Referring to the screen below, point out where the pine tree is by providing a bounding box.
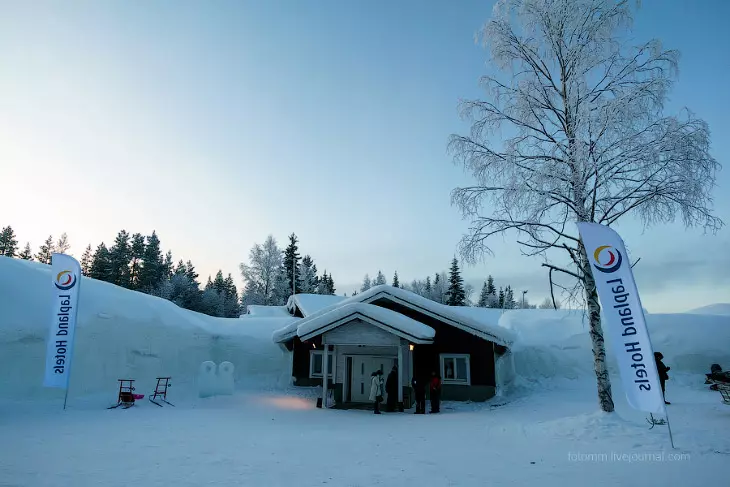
[35,235,54,264]
[478,281,489,307]
[360,274,372,293]
[129,233,145,289]
[486,275,496,295]
[139,232,164,292]
[205,276,214,291]
[223,274,241,317]
[185,260,199,286]
[282,233,302,295]
[162,251,174,281]
[374,271,386,286]
[55,233,70,254]
[108,230,131,287]
[89,243,112,281]
[80,244,93,274]
[446,258,466,306]
[299,255,317,293]
[19,242,33,260]
[326,273,335,295]
[317,271,330,294]
[498,287,505,309]
[0,226,19,257]
[213,270,226,294]
[392,271,400,288]
[504,286,517,309]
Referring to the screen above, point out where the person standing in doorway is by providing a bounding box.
[386,366,398,412]
[369,370,384,414]
[654,352,671,405]
[411,375,426,414]
[429,371,441,413]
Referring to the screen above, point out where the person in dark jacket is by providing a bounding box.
[411,375,426,414]
[429,371,441,413]
[385,366,398,412]
[654,352,671,405]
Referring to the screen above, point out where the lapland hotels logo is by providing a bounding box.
[592,245,623,273]
[55,270,77,290]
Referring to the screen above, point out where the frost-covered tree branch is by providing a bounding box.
[448,0,723,412]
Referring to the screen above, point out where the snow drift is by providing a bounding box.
[0,257,293,402]
[686,303,730,316]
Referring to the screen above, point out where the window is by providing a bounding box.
[309,350,334,378]
[440,354,470,385]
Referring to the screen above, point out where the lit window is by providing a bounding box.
[440,354,470,385]
[309,350,334,378]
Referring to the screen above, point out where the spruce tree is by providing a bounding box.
[0,226,19,257]
[89,243,112,281]
[374,271,386,286]
[498,287,505,309]
[505,286,517,309]
[139,232,164,292]
[162,251,174,281]
[478,281,489,307]
[299,255,317,293]
[223,274,240,317]
[317,271,330,294]
[360,274,372,293]
[326,273,335,295]
[55,233,70,254]
[205,276,214,291]
[282,233,302,295]
[486,275,496,295]
[213,270,226,294]
[392,271,400,288]
[35,235,54,264]
[446,258,466,306]
[80,244,93,274]
[425,276,431,294]
[19,242,33,260]
[129,233,145,289]
[109,230,131,287]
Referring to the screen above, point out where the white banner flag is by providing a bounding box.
[43,253,82,389]
[576,222,666,415]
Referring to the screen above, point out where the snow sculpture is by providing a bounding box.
[198,361,217,398]
[217,361,235,396]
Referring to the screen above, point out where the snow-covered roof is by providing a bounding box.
[286,294,347,317]
[245,305,291,318]
[296,303,435,344]
[272,285,515,346]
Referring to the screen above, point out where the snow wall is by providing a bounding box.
[2,256,728,402]
[0,257,292,402]
[496,308,730,393]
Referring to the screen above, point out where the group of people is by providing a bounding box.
[369,366,442,414]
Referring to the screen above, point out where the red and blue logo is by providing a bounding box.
[592,245,622,274]
[55,270,77,290]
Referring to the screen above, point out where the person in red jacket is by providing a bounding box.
[429,371,441,413]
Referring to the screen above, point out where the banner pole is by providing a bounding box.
[665,409,675,449]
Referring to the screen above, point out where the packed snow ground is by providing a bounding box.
[2,377,729,487]
[2,256,730,485]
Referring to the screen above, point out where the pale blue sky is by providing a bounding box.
[2,1,728,312]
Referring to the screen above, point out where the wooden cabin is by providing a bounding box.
[271,285,514,410]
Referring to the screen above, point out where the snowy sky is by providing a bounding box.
[2,0,728,312]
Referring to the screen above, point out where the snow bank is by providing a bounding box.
[0,257,291,401]
[497,308,730,392]
[686,303,730,316]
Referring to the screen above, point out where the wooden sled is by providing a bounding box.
[708,378,730,406]
[108,379,142,409]
[149,377,174,407]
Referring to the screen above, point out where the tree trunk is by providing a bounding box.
[579,243,615,413]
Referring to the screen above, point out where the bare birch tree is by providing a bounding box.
[449,0,723,412]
